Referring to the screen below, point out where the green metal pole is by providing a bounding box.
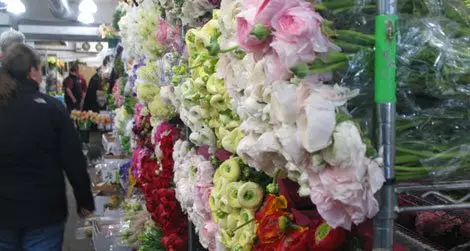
[373,0,397,250]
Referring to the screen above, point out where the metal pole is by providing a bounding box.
[373,0,398,249]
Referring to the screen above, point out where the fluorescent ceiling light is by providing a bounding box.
[79,0,97,14]
[77,12,94,24]
[6,0,25,15]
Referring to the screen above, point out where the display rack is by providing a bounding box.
[373,0,470,249]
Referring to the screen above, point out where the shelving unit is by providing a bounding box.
[373,0,470,249]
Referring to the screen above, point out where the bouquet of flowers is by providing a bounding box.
[172,11,243,152]
[173,140,218,250]
[70,110,98,130]
[131,122,188,251]
[99,24,118,39]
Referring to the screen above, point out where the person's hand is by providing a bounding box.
[78,208,93,218]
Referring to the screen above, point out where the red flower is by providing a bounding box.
[162,232,188,251]
[278,228,314,251]
[257,211,290,244]
[313,222,346,250]
[253,241,280,251]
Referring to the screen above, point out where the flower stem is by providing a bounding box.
[230,218,254,234]
[396,172,429,181]
[395,165,437,172]
[220,46,239,53]
[395,155,421,164]
[189,63,203,70]
[397,147,464,159]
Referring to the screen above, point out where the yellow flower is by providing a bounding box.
[136,83,159,104]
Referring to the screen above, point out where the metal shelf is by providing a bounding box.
[394,224,445,251]
[396,181,470,213]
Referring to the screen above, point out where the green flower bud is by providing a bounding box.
[250,23,272,40]
[290,63,310,79]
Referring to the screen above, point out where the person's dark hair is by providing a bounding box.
[69,62,79,73]
[0,43,40,106]
[103,56,110,67]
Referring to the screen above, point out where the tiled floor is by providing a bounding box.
[63,132,102,251]
[63,181,94,251]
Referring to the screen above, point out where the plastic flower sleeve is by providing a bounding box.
[395,103,470,181]
[397,16,470,99]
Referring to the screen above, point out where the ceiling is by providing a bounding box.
[15,0,118,24]
[2,0,119,41]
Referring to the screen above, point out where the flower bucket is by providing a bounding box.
[78,121,92,131]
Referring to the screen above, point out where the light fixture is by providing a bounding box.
[77,12,94,24]
[79,0,97,14]
[6,0,25,15]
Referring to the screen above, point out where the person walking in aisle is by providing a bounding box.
[83,66,104,113]
[0,44,95,250]
[63,62,84,112]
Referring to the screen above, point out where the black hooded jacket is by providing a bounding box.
[0,78,95,229]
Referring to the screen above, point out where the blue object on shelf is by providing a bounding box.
[54,95,65,104]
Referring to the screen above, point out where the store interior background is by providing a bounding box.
[0,1,118,250]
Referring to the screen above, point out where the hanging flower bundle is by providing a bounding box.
[109,0,395,249]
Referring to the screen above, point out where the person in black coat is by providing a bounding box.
[83,67,103,113]
[0,44,95,250]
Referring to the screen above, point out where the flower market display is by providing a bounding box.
[108,0,388,249]
[70,110,112,129]
[102,0,470,249]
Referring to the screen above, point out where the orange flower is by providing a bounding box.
[255,194,288,222]
[257,211,290,245]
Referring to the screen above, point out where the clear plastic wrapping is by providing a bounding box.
[395,101,470,181]
[397,16,470,99]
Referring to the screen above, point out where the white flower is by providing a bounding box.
[271,81,301,124]
[181,0,216,27]
[237,132,287,176]
[275,124,306,165]
[218,0,242,48]
[190,125,217,146]
[322,121,366,170]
